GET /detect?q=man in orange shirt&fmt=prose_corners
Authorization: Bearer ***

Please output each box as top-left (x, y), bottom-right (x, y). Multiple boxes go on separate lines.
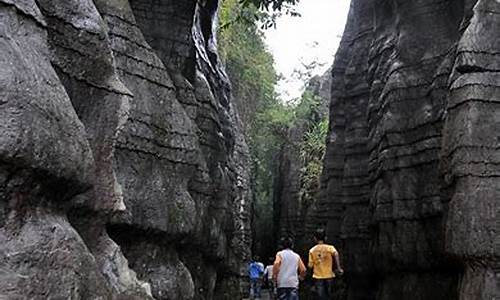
top-left (308, 229), bottom-right (344, 300)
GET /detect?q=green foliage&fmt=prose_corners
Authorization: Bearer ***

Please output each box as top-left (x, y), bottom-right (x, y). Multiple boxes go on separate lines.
top-left (219, 0), bottom-right (328, 257)
top-left (219, 0), bottom-right (294, 174)
top-left (300, 119), bottom-right (328, 162)
top-left (293, 89), bottom-right (323, 120)
top-left (299, 118), bottom-right (328, 205)
top-left (221, 0), bottom-right (300, 29)
top-left (219, 0), bottom-right (291, 257)
top-left (239, 0), bottom-right (300, 12)
top-left (219, 0), bottom-right (278, 118)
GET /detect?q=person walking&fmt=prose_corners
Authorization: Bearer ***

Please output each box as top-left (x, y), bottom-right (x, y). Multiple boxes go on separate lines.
top-left (263, 257), bottom-right (276, 299)
top-left (272, 237), bottom-right (307, 300)
top-left (308, 229), bottom-right (344, 300)
top-left (249, 256), bottom-right (265, 299)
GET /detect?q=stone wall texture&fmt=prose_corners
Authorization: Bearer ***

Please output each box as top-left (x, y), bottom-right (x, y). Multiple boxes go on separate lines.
top-left (0, 0), bottom-right (251, 299)
top-left (309, 0), bottom-right (500, 299)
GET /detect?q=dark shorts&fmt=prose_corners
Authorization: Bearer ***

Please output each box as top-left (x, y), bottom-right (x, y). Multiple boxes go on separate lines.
top-left (313, 278), bottom-right (333, 300)
top-left (277, 287), bottom-right (299, 300)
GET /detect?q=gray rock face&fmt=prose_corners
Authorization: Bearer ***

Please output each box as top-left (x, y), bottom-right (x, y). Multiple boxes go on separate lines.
top-left (310, 1), bottom-right (499, 299)
top-left (0, 0), bottom-right (251, 299)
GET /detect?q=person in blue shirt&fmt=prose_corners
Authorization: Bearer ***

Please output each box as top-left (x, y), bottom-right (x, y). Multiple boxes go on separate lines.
top-left (249, 256), bottom-right (265, 299)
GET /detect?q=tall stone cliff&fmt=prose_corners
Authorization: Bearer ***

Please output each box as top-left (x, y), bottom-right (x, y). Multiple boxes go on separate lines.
top-left (0, 0), bottom-right (251, 299)
top-left (311, 0), bottom-right (499, 299)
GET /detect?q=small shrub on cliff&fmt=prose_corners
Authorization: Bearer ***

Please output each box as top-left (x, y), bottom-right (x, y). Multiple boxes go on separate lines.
top-left (299, 118), bottom-right (328, 205)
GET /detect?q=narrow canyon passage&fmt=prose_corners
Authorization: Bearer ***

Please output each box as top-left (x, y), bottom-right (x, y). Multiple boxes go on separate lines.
top-left (0, 0), bottom-right (498, 300)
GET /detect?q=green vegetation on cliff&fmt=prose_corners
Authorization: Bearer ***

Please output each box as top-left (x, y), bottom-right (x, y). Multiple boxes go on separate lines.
top-left (219, 0), bottom-right (328, 257)
top-left (297, 90), bottom-right (328, 207)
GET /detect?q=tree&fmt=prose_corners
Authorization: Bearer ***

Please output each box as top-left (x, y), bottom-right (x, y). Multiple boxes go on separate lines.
top-left (239, 0), bottom-right (300, 12)
top-left (221, 0), bottom-right (300, 29)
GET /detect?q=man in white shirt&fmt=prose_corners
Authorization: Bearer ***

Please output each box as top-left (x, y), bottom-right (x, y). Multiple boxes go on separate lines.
top-left (272, 237), bottom-right (307, 300)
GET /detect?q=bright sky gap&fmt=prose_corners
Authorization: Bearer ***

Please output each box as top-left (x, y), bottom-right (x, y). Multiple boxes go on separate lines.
top-left (264, 0), bottom-right (351, 102)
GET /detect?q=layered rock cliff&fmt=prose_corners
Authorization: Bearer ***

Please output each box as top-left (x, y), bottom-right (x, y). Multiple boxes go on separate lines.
top-left (310, 0), bottom-right (500, 299)
top-left (0, 0), bottom-right (251, 299)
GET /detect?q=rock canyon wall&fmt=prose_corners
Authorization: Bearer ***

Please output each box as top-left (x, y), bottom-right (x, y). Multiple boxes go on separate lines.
top-left (0, 0), bottom-right (251, 299)
top-left (309, 0), bottom-right (499, 299)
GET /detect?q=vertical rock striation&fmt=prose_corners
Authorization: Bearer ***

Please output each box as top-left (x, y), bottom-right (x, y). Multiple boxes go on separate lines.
top-left (0, 0), bottom-right (251, 299)
top-left (311, 0), bottom-right (499, 299)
